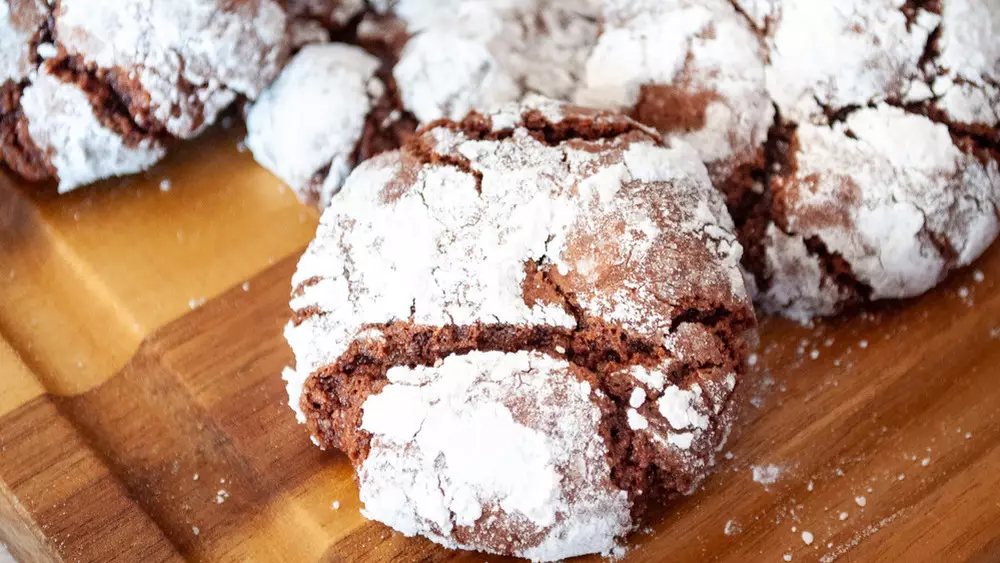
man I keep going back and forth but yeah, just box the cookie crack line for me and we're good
[47,54,170,144]
[424,108,658,148]
[725,0,768,36]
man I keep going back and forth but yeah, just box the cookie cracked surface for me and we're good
[576,0,774,210]
[284,97,756,560]
[735,0,1000,320]
[0,0,288,192]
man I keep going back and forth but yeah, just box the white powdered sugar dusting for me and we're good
[929,0,1000,127]
[389,0,599,122]
[286,98,747,385]
[620,365,729,465]
[246,43,382,208]
[357,350,631,561]
[577,0,773,182]
[760,104,1000,316]
[0,0,46,83]
[751,0,1000,320]
[55,0,287,138]
[20,70,167,193]
[751,463,781,486]
[285,98,753,559]
[764,0,933,123]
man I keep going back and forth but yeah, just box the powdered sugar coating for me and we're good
[387,0,599,122]
[759,104,1000,319]
[286,97,748,380]
[20,69,167,192]
[764,0,933,123]
[246,43,382,208]
[926,0,1000,128]
[0,0,46,84]
[358,350,631,561]
[55,0,288,138]
[625,362,739,482]
[286,98,755,558]
[577,0,773,188]
[738,0,1000,319]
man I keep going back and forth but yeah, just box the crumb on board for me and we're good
[753,464,782,486]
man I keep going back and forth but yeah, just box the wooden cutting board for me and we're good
[2,125,999,563]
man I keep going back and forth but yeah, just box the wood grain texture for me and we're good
[1,132,999,562]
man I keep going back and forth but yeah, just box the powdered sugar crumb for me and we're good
[752,464,782,486]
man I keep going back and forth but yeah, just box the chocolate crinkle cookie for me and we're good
[283,97,757,561]
[0,0,288,192]
[732,0,1000,320]
[247,0,597,207]
[245,37,416,207]
[576,0,774,212]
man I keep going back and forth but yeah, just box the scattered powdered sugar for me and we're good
[801,530,814,545]
[724,519,742,536]
[55,0,287,138]
[357,350,632,562]
[19,69,167,193]
[752,463,782,486]
[855,496,867,507]
[578,0,773,185]
[389,0,599,122]
[246,43,383,208]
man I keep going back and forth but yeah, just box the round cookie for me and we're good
[246,43,390,207]
[576,0,774,206]
[742,0,1000,320]
[284,97,756,560]
[375,0,600,123]
[0,0,288,192]
[54,0,288,139]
